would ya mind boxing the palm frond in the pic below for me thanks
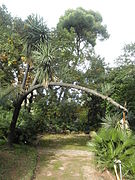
[88,127,135,179]
[23,14,49,56]
[32,42,55,84]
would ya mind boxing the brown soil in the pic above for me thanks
[33,135,115,180]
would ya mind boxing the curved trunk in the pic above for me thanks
[25,82,127,112]
[8,101,22,146]
[8,81,128,146]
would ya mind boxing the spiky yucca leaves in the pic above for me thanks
[32,42,55,85]
[23,14,49,57]
[88,128,135,179]
[101,113,122,129]
[102,113,131,136]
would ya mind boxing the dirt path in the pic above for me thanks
[33,134,114,180]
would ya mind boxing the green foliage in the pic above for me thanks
[0,5,12,27]
[32,42,55,83]
[0,5,24,91]
[101,113,122,129]
[23,14,49,56]
[17,108,39,143]
[0,106,12,139]
[88,127,135,179]
[57,7,109,47]
[0,144,37,179]
[107,43,135,130]
[82,55,106,132]
[32,94,86,133]
[107,65,135,129]
[116,43,135,66]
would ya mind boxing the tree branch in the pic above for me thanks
[22,81,128,112]
[31,71,39,86]
[21,63,30,89]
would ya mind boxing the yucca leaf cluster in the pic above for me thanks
[88,117,135,179]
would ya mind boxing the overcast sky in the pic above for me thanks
[0,0,135,66]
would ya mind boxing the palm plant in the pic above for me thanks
[32,41,56,85]
[23,14,49,57]
[21,14,49,89]
[7,15,50,146]
[88,128,135,179]
[101,113,122,129]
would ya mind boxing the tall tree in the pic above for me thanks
[57,7,109,56]
[116,43,135,66]
[7,15,49,146]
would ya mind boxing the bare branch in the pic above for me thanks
[23,81,128,112]
[31,71,39,86]
[21,63,30,89]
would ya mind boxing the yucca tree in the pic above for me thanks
[21,14,49,88]
[8,15,49,146]
[101,113,122,129]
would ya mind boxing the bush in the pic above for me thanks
[17,108,40,144]
[0,106,12,140]
[88,127,135,179]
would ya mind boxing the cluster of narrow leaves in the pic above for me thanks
[88,126,135,179]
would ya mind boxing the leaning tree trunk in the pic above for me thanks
[24,82,128,112]
[8,98,23,146]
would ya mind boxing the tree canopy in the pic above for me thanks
[57,7,109,56]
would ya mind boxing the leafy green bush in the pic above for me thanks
[0,106,12,140]
[101,113,121,129]
[17,108,41,144]
[88,128,135,179]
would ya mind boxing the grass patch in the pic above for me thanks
[39,151,55,167]
[0,143,37,180]
[53,161,62,170]
[39,134,90,150]
[0,134,90,180]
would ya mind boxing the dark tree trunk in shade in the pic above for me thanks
[8,101,22,146]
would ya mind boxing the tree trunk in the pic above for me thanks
[7,81,127,146]
[28,92,33,113]
[21,63,30,89]
[76,36,81,57]
[24,82,128,112]
[8,101,22,146]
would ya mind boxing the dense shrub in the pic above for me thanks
[88,127,135,179]
[0,106,12,140]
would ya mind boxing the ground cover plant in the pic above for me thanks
[0,143,37,180]
[88,115,135,179]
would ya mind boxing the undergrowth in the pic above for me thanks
[0,142,37,180]
[88,127,135,179]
